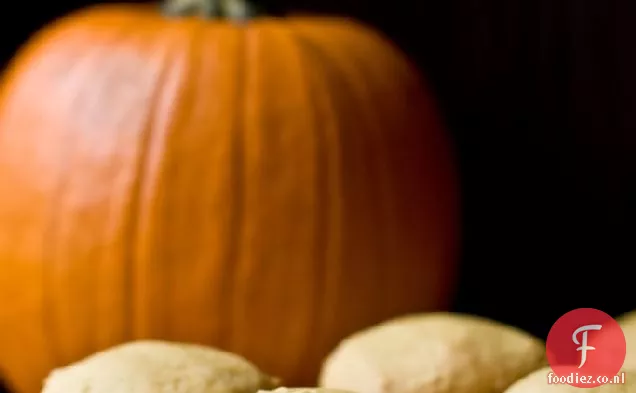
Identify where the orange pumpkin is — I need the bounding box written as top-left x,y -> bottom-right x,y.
0,0 -> 459,392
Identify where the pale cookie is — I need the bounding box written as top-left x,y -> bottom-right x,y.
616,311 -> 636,369
319,312 -> 546,393
42,340 -> 279,393
505,367 -> 636,393
259,389 -> 356,393
617,311 -> 636,325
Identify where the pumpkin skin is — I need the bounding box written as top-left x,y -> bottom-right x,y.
0,5 -> 458,393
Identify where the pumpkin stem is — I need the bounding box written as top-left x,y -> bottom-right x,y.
162,0 -> 265,20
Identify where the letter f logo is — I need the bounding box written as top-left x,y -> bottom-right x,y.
573,324 -> 602,368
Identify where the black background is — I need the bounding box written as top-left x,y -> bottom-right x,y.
0,2 -> 634,384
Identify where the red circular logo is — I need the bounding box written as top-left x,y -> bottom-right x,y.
546,308 -> 626,388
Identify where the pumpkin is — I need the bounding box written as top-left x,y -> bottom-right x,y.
0,0 -> 459,392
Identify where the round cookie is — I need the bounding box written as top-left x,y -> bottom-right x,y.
259,389 -> 355,393
42,340 -> 279,393
319,312 -> 546,393
617,311 -> 636,369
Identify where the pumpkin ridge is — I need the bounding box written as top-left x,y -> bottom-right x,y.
189,21 -> 223,347
267,23 -> 333,380
38,19 -> 158,369
158,19 -> 209,340
329,26 -> 405,314
122,18 -> 204,339
341,24 -> 460,307
220,25 -> 250,350
227,23 -> 320,379
116,19 -> 178,352
281,23 -> 345,381
116,19 -> 192,343
290,23 -> 389,328
321,26 -> 399,314
130,22 -> 245,342
286,20 -> 457,320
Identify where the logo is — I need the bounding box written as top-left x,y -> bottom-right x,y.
572,324 -> 602,368
546,308 -> 626,388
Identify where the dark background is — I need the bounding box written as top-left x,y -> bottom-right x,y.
0,0 -> 633,371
